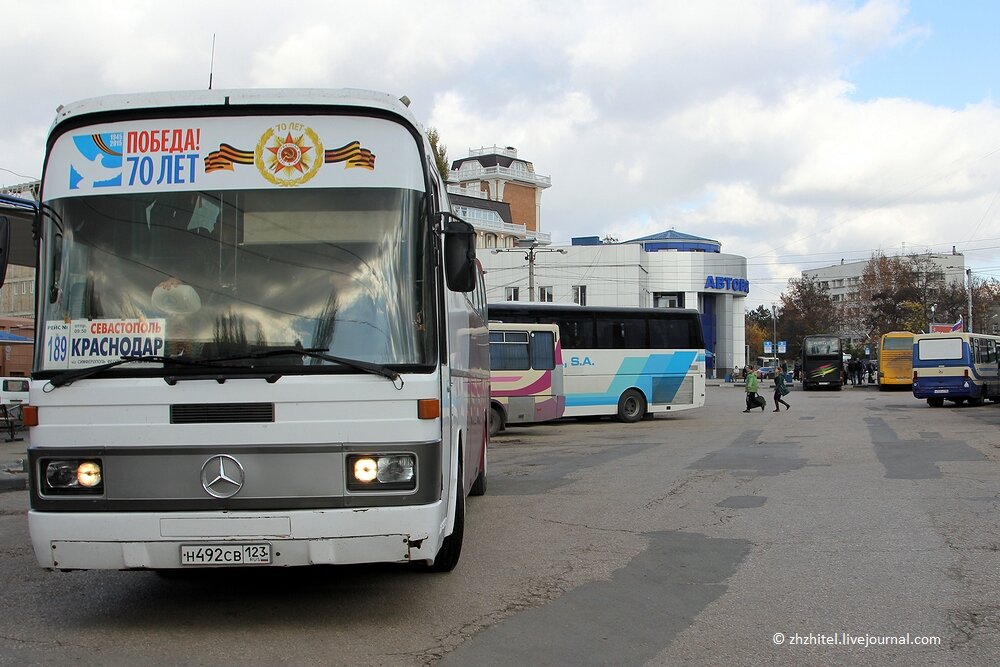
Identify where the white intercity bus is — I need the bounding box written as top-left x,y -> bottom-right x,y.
4,88 -> 489,572
487,302 -> 706,421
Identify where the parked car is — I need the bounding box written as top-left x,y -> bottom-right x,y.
757,366 -> 775,379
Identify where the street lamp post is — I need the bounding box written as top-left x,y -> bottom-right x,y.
967,268 -> 973,333
493,240 -> 567,301
771,303 -> 777,366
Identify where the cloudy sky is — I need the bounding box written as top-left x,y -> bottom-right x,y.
2,0 -> 999,309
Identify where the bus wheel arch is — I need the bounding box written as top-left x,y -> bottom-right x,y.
616,388 -> 647,423
425,450 -> 465,572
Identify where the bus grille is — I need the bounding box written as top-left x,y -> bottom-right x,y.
170,402 -> 275,424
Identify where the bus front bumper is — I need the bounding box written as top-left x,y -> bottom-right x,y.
29,504 -> 446,570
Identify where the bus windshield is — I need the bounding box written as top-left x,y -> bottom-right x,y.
882,335 -> 912,351
37,187 -> 435,374
803,336 -> 839,356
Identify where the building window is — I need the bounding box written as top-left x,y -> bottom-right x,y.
654,293 -> 682,308
538,286 -> 553,302
572,285 -> 587,306
505,287 -> 520,302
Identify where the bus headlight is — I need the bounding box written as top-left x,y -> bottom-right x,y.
347,454 -> 416,491
42,459 -> 104,495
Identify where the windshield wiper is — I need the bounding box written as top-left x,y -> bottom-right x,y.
200,347 -> 402,386
46,355 -> 224,389
46,348 -> 403,391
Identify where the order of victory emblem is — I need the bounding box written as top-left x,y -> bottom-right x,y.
204,126 -> 376,183
255,126 -> 323,186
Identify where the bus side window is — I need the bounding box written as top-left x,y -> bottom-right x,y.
491,331 -> 530,370
597,318 -> 646,349
559,317 -> 594,349
530,331 -> 556,370
650,318 -> 692,349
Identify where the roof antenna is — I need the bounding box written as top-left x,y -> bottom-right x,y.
208,34 -> 216,90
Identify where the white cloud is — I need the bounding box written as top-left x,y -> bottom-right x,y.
2,0 -> 999,311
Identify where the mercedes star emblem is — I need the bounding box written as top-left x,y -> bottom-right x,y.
201,455 -> 245,498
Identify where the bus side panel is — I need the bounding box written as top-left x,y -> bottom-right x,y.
446,283 -> 488,509
561,349 -> 705,415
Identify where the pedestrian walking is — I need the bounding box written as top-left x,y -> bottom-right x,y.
772,364 -> 791,411
743,366 -> 765,412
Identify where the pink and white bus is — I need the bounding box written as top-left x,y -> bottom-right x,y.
488,322 -> 564,436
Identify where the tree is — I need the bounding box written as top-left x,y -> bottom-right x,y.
745,323 -> 769,361
854,252 -> 921,335
853,251 -> 962,337
746,305 -> 774,333
778,276 -> 836,358
427,127 -> 450,181
969,275 -> 1000,333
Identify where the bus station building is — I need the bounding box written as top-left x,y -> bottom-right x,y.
478,231 -> 749,379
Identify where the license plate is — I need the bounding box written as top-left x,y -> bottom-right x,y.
933,389 -> 948,394
180,543 -> 271,566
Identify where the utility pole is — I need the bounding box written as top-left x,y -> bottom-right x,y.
493,240 -> 567,301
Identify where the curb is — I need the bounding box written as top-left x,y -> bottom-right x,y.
0,471 -> 26,492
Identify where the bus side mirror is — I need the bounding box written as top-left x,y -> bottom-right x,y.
0,217 -> 10,288
443,215 -> 477,293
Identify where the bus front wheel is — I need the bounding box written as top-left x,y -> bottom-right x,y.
470,439 -> 487,497
616,389 -> 646,423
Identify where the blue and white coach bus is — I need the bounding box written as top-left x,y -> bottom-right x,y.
487,302 -> 706,421
912,332 -> 1000,407
3,89 -> 489,572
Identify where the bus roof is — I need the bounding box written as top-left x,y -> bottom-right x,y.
50,88 -> 419,133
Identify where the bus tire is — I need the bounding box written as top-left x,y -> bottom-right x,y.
488,405 -> 504,438
616,389 -> 646,423
927,397 -> 944,407
426,460 -> 464,572
470,441 -> 487,496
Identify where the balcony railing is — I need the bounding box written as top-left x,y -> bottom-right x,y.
449,165 -> 551,188
446,184 -> 488,200
467,146 -> 518,159
452,208 -> 551,244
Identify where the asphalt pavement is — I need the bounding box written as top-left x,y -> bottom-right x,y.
0,377 -> 879,495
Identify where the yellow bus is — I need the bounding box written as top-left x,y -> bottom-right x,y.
878,331 -> 914,389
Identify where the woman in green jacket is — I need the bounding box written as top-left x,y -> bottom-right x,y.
743,366 -> 764,412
